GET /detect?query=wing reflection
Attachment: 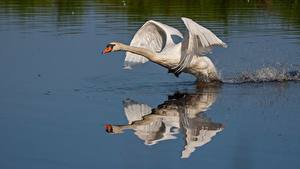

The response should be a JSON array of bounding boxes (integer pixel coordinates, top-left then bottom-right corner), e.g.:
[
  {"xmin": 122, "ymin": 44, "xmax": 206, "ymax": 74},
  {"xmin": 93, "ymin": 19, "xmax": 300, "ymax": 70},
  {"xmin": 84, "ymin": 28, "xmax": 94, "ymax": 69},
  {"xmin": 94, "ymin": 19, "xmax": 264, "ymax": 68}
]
[{"xmin": 104, "ymin": 87, "xmax": 224, "ymax": 158}]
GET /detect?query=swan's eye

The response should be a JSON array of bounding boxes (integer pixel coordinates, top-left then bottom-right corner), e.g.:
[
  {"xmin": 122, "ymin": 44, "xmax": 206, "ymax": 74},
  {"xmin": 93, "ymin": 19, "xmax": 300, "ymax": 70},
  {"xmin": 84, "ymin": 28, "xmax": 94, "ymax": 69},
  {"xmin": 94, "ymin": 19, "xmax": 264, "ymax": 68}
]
[{"xmin": 106, "ymin": 44, "xmax": 115, "ymax": 48}]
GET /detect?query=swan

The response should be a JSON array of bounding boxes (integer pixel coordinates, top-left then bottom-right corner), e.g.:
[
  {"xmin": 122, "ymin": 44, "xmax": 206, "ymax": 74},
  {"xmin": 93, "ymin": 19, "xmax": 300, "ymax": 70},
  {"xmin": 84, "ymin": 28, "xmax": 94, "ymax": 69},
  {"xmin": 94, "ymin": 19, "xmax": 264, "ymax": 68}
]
[
  {"xmin": 102, "ymin": 17, "xmax": 227, "ymax": 82},
  {"xmin": 104, "ymin": 87, "xmax": 224, "ymax": 158}
]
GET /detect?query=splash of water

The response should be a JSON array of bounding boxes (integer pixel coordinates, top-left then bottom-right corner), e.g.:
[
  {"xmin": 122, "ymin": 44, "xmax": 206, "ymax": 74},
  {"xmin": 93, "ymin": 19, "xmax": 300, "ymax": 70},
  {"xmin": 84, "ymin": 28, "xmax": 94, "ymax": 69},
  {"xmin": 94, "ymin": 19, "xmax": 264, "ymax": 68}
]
[{"xmin": 222, "ymin": 67, "xmax": 300, "ymax": 84}]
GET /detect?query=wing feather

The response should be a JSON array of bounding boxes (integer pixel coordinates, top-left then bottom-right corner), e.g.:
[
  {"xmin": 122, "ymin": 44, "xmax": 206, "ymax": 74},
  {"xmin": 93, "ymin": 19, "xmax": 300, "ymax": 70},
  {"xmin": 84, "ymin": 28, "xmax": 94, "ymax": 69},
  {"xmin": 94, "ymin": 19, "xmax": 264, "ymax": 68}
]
[
  {"xmin": 124, "ymin": 20, "xmax": 183, "ymax": 69},
  {"xmin": 173, "ymin": 17, "xmax": 227, "ymax": 74},
  {"xmin": 123, "ymin": 99, "xmax": 152, "ymax": 124},
  {"xmin": 182, "ymin": 17, "xmax": 227, "ymax": 52}
]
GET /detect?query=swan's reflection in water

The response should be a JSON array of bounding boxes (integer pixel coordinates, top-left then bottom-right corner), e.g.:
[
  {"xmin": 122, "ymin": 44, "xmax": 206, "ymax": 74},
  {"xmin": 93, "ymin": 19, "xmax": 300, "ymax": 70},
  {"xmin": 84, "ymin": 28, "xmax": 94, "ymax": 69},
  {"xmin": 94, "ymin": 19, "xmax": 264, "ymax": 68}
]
[{"xmin": 105, "ymin": 87, "xmax": 223, "ymax": 158}]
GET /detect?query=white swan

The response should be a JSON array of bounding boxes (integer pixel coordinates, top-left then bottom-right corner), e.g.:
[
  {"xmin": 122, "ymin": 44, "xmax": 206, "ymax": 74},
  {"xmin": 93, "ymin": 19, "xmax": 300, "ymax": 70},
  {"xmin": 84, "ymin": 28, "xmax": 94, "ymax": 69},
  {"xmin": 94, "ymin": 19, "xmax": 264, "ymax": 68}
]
[{"xmin": 102, "ymin": 17, "xmax": 227, "ymax": 82}]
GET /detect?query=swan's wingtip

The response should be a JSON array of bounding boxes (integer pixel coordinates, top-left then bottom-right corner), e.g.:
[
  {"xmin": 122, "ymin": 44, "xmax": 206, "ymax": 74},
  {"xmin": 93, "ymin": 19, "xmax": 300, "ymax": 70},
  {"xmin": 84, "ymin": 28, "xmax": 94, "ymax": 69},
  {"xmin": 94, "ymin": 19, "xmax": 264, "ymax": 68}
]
[
  {"xmin": 181, "ymin": 17, "xmax": 191, "ymax": 20},
  {"xmin": 147, "ymin": 20, "xmax": 158, "ymax": 24},
  {"xmin": 123, "ymin": 66, "xmax": 133, "ymax": 70},
  {"xmin": 222, "ymin": 43, "xmax": 228, "ymax": 48}
]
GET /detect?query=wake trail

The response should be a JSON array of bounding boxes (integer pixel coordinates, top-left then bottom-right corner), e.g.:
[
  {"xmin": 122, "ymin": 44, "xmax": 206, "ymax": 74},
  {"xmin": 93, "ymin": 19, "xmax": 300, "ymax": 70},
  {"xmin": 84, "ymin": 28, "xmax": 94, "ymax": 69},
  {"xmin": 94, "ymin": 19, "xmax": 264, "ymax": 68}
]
[{"xmin": 220, "ymin": 67, "xmax": 300, "ymax": 84}]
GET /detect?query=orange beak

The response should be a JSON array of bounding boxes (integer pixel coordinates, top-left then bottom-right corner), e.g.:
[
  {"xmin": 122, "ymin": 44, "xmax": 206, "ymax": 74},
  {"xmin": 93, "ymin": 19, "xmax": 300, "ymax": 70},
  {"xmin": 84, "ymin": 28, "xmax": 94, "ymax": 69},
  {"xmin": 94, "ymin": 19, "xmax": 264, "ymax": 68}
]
[
  {"xmin": 104, "ymin": 124, "xmax": 113, "ymax": 133},
  {"xmin": 102, "ymin": 47, "xmax": 112, "ymax": 54}
]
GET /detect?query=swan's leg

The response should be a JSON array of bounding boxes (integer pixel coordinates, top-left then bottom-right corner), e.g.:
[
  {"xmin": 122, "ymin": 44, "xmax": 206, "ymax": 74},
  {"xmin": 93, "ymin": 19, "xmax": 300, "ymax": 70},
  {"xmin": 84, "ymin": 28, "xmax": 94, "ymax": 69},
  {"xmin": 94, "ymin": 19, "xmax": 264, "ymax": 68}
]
[{"xmin": 168, "ymin": 69, "xmax": 181, "ymax": 77}]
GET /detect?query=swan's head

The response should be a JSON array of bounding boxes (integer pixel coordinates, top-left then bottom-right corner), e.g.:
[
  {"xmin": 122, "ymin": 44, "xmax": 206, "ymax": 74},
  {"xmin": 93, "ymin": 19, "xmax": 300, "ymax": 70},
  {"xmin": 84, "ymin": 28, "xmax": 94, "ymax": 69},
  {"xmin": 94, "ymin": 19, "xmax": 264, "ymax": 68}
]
[
  {"xmin": 104, "ymin": 124, "xmax": 124, "ymax": 134},
  {"xmin": 104, "ymin": 124, "xmax": 113, "ymax": 133},
  {"xmin": 102, "ymin": 42, "xmax": 122, "ymax": 54}
]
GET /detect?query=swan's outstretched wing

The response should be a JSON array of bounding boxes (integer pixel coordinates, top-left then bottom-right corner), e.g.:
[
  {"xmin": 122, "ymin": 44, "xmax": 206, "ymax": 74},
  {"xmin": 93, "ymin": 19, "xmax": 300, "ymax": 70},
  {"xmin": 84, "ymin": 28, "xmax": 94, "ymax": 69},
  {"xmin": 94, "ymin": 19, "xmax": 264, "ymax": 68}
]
[
  {"xmin": 123, "ymin": 99, "xmax": 152, "ymax": 124},
  {"xmin": 180, "ymin": 108, "xmax": 223, "ymax": 158},
  {"xmin": 173, "ymin": 17, "xmax": 227, "ymax": 73},
  {"xmin": 181, "ymin": 124, "xmax": 223, "ymax": 158},
  {"xmin": 124, "ymin": 20, "xmax": 183, "ymax": 69}
]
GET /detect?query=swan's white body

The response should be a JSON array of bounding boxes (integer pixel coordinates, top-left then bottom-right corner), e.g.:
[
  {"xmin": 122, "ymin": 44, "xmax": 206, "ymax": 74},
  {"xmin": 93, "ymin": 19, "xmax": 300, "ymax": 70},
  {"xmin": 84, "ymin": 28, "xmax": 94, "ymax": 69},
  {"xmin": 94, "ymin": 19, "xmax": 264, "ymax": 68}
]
[{"xmin": 109, "ymin": 17, "xmax": 227, "ymax": 82}]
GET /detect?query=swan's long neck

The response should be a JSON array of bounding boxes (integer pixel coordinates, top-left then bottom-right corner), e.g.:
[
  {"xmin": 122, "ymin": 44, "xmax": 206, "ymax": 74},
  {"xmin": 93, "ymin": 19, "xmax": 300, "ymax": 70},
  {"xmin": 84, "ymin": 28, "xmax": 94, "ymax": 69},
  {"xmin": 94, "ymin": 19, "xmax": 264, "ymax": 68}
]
[
  {"xmin": 119, "ymin": 43, "xmax": 167, "ymax": 67},
  {"xmin": 116, "ymin": 43, "xmax": 221, "ymax": 83}
]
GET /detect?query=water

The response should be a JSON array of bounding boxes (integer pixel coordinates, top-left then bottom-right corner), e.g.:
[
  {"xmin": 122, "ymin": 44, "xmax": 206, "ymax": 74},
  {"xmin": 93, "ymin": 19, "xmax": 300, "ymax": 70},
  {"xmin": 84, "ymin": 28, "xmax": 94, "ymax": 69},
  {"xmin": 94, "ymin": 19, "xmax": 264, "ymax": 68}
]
[{"xmin": 0, "ymin": 0, "xmax": 300, "ymax": 168}]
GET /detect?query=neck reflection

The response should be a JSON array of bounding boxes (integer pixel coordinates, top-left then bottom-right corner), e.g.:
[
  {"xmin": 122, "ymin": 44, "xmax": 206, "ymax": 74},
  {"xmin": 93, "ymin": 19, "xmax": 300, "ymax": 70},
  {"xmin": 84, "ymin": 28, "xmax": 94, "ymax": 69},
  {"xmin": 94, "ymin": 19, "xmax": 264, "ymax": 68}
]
[{"xmin": 105, "ymin": 86, "xmax": 224, "ymax": 159}]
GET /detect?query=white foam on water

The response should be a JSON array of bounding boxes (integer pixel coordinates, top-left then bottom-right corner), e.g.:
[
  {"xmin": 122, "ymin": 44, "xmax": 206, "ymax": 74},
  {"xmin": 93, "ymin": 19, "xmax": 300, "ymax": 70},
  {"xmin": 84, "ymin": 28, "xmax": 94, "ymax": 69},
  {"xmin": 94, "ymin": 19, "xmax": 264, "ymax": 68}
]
[{"xmin": 222, "ymin": 67, "xmax": 300, "ymax": 84}]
